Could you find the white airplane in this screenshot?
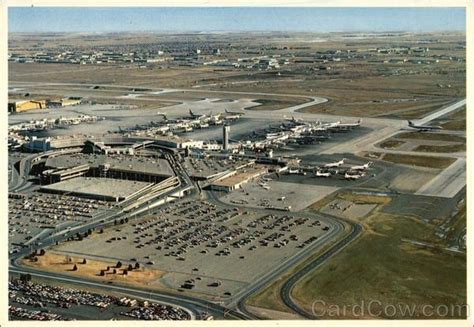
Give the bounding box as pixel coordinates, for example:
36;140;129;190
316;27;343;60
189;109;208;120
324;158;346;168
324;121;341;129
335;119;362;129
350;162;372;171
408;120;443;131
223;109;245;119
284;115;303;123
288;169;306;175
345;172;365;180
315;170;332;177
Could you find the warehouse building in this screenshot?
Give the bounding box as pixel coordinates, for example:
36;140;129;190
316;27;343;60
210;167;267;192
8;100;47;113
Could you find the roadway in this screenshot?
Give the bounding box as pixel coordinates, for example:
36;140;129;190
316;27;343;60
279;215;363;319
8;81;466;318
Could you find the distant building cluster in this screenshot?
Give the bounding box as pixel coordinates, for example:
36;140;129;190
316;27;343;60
8;97;82;113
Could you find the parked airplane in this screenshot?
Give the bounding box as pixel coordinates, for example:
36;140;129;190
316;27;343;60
335;119;362;129
315;170;332;177
324;121;341;129
345;172;365;180
288;169;307;176
284;115;303;123
189;109;208;120
408;120;443;131
324;158;345;168
224;108;245;117
350;162;372;171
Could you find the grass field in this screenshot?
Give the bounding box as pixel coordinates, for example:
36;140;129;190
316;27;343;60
378;139;406;149
381;153;456;169
291;196;466;319
440;107;466;131
396;132;465;143
413;144;466;153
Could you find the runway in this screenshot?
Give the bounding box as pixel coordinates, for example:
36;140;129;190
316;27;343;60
416;158;466;198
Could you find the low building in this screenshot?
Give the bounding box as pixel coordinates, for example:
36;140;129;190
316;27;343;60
47;97;82;107
8;100;47;113
210;167;267;192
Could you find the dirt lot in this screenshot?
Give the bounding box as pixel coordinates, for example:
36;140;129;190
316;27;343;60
21;251;163;287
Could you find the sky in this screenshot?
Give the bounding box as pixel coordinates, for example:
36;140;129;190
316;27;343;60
8;7;466;33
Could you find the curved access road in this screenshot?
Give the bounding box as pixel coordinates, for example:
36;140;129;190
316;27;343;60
280;216;363;319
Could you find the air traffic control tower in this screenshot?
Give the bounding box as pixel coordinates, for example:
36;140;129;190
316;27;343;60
223;125;230;150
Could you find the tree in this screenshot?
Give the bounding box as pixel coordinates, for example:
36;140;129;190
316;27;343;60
112;269;117;274
72;264;78;271
99;270;105;276
99;228;104;234
39;249;45;256
123;270;128;276
125;217;129;223
134;262;140;269
116;261;122;268
120;219;125;225
82;258;87;264
127;264;133;271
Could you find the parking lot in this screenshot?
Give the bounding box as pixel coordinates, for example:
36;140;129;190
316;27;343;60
8;193;112;248
220;178;338;211
9;279;190;320
49;199;338;298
